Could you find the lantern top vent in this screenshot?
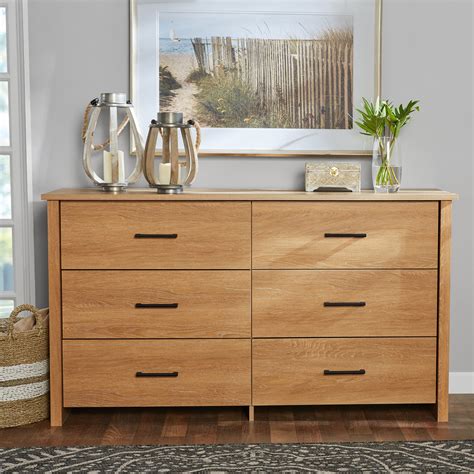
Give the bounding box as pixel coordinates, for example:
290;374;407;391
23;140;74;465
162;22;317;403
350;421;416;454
153;112;192;129
98;92;130;107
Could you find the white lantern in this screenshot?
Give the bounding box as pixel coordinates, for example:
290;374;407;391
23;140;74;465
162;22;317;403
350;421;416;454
82;93;144;192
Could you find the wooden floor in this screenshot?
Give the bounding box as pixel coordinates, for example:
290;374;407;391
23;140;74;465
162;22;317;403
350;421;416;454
1;396;473;448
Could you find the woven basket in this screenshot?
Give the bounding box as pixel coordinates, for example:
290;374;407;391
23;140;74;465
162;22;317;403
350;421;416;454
0;304;50;428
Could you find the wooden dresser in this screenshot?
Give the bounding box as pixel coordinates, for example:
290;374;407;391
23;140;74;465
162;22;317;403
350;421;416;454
42;189;457;426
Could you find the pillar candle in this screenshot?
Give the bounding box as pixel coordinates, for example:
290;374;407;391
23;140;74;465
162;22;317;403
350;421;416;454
159;162;177;184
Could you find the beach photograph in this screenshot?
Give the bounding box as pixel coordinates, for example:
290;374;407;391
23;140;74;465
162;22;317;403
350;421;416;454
158;11;353;129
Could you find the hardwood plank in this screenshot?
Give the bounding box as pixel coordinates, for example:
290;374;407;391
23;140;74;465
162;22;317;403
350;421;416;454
1;396;473;447
62;270;251;339
185;409;219;444
253;270;437;337
100;410;140;445
314;406;351;442
364;406;406;442
47;201;67;427
161;411;189;438
253;202;439;269
132;409;167;445
60;202;251;270
437;201;452;422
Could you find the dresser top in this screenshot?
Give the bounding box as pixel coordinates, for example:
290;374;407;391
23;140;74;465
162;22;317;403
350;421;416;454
41;188;458;201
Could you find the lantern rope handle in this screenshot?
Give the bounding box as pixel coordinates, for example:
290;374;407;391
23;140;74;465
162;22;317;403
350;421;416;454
81;100;130;151
187;120;201;151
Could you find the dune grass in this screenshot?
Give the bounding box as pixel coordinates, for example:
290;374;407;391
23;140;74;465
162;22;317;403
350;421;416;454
191;68;292;128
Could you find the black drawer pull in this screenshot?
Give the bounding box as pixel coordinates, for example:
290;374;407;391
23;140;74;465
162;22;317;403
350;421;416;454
324;302;366;307
324;233;367;238
136;371;179;377
134;233;178;239
135;303;179;309
324;369;366;376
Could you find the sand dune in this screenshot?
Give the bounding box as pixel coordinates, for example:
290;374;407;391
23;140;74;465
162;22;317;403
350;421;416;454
160;53;201;122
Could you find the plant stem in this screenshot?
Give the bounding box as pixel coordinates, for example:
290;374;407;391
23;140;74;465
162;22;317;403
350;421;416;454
375;137;399;187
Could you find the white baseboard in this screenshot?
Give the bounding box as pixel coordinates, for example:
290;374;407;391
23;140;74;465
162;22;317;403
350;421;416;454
449;372;474;394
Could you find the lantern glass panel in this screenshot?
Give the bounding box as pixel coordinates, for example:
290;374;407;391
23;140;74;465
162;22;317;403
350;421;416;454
0;8;6;73
0;81;9;146
0;227;13;292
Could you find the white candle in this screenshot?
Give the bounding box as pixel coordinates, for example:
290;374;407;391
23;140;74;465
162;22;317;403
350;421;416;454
103;150;125;183
159;162;182;185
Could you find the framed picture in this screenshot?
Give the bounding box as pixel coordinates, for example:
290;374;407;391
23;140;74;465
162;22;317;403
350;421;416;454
130;0;382;156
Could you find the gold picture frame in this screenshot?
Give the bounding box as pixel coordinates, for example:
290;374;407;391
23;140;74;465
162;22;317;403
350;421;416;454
130;0;382;157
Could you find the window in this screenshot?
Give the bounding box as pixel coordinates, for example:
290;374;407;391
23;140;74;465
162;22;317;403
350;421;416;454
0;1;34;317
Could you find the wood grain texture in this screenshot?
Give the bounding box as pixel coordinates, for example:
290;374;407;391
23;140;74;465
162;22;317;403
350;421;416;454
63;339;251;407
47;201;67;426
252;202;439;269
437;201;452;422
41;188;459;202
143;127;160;186
62;270;251;338
169;129;179;184
253;338;437;406
60;202;251;269
1;395;473;447
253;270;438;337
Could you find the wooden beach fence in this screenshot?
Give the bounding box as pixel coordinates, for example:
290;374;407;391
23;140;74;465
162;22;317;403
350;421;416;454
191;36;353;129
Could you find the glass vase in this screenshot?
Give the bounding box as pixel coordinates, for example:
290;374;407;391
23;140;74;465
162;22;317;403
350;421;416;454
372;136;402;193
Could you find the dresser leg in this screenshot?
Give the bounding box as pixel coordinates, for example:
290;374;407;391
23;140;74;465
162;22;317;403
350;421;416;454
50;407;69;427
248;405;255;422
436;402;449;422
48;201;67;428
436;201;452;423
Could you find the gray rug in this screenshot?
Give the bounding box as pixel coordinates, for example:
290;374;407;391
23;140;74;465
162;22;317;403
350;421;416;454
0;441;473;473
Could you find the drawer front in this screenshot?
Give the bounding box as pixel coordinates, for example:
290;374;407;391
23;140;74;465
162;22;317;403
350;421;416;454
61;202;251;269
253;338;436;405
252;202;438;269
62;270;251;338
63;339;251;407
253;270;437;337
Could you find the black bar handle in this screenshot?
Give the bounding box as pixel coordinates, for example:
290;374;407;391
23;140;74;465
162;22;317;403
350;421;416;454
324;302;366;307
136;371;179;378
324;369;366;376
135;303;179;309
324;233;367;238
134;233;178;239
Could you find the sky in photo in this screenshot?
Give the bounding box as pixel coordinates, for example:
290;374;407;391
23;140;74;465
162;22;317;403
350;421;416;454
159;12;352;42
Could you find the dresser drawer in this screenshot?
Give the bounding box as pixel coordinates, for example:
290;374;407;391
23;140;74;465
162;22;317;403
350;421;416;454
60;202;251;269
63;339;251;407
253;338;436;405
253;270;437;337
252;202;438;269
62;270;251;338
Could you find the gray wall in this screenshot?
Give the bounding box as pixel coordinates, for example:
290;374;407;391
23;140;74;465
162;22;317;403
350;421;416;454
28;0;473;372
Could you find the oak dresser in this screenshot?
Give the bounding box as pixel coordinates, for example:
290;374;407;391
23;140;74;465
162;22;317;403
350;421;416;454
42;189;457;426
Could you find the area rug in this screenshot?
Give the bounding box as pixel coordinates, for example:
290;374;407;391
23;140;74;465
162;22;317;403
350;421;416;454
0;440;473;473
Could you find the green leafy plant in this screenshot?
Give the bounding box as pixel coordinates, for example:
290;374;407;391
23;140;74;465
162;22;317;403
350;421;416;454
355;98;420;188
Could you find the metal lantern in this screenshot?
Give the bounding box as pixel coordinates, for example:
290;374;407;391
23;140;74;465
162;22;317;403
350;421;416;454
82;92;144;192
143;112;200;194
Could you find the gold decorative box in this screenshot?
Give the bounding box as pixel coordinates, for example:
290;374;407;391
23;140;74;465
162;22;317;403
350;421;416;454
305;163;361;192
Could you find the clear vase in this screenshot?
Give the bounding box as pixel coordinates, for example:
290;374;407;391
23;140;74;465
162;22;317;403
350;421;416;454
372;136;402;193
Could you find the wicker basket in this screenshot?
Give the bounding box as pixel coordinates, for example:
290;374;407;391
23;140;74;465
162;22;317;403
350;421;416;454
0;304;50;428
